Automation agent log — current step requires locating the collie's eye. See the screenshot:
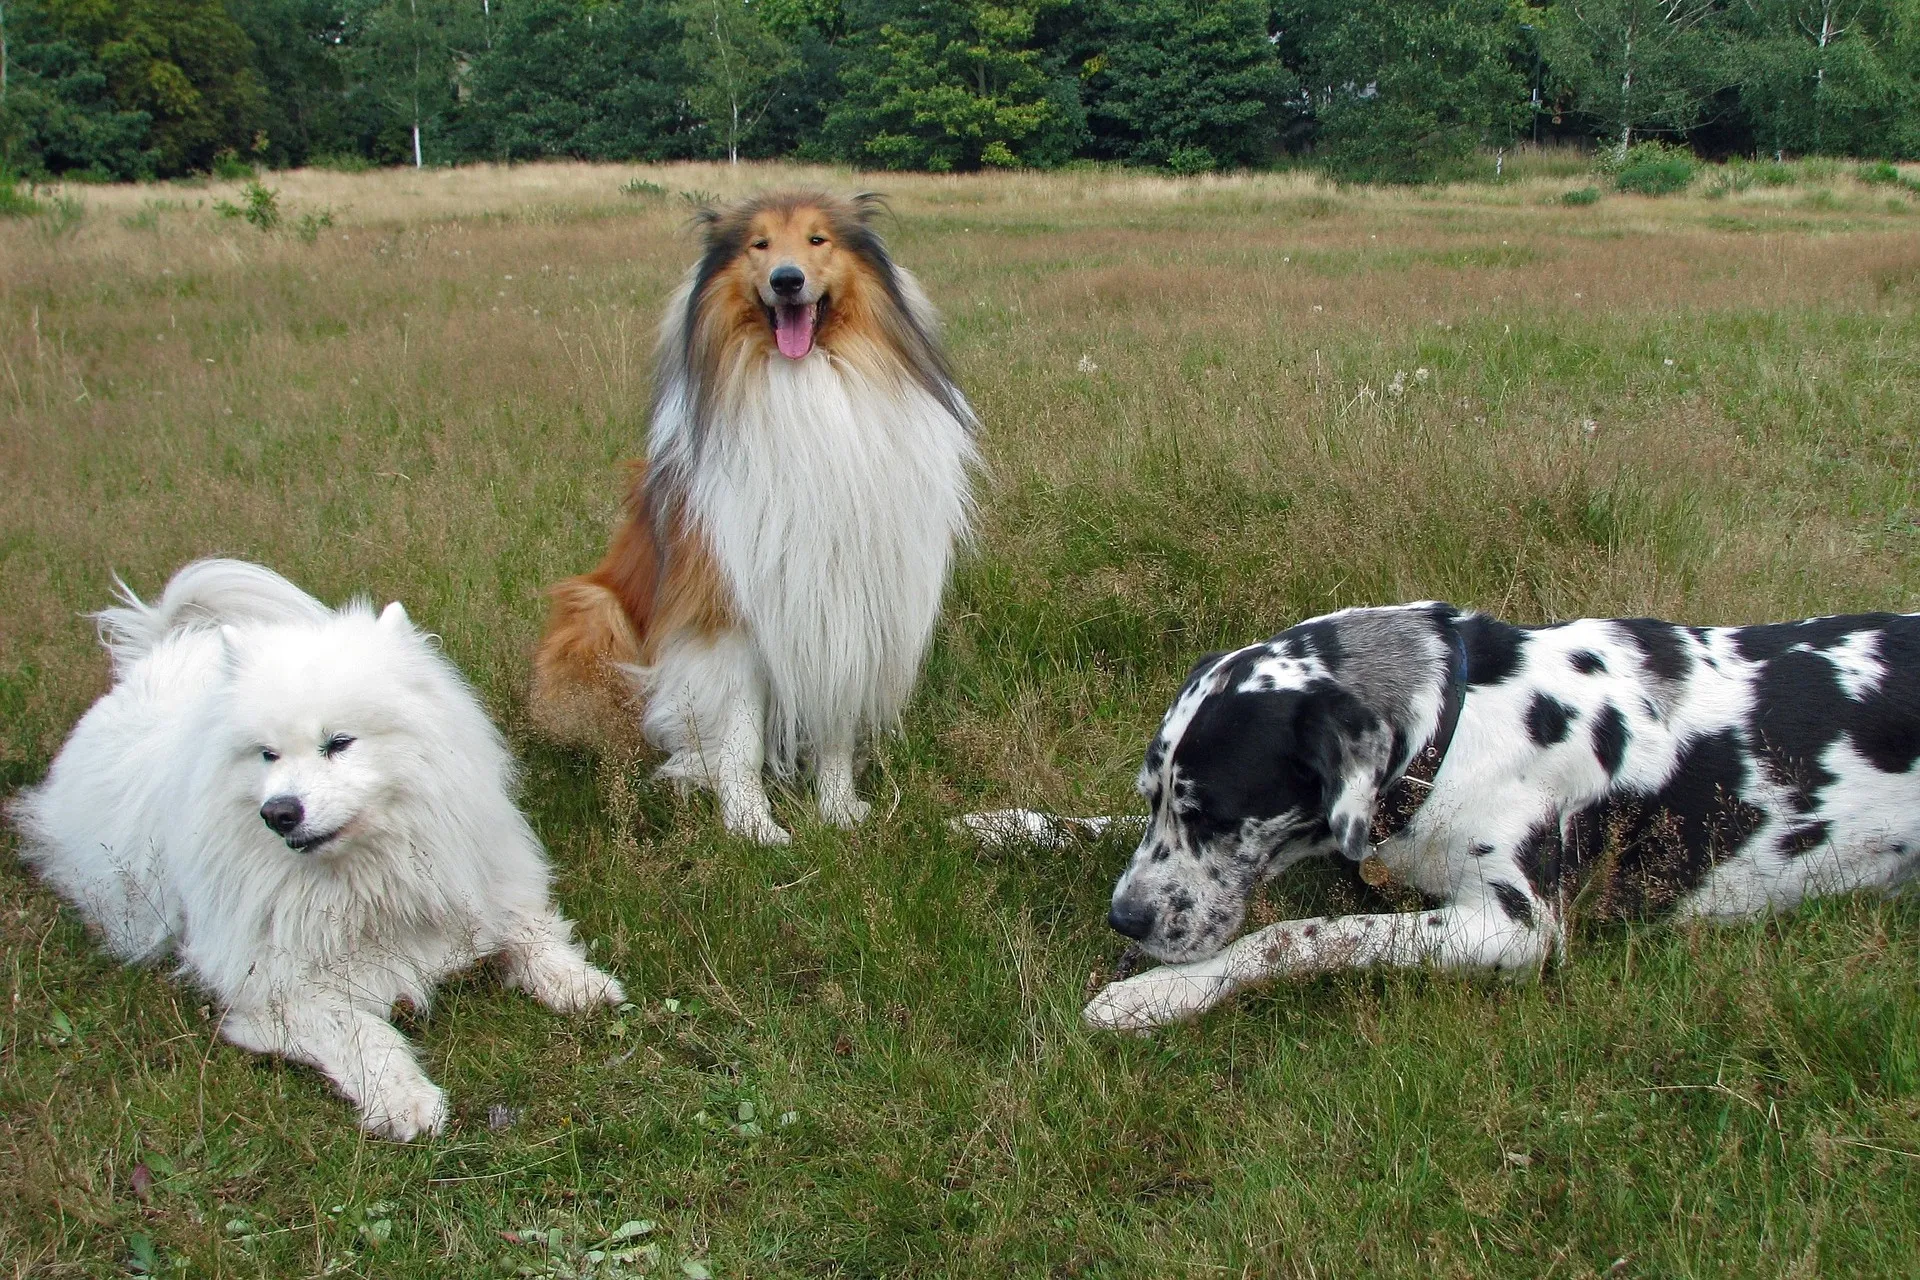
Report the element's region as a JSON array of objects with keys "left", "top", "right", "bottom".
[
  {"left": 752, "top": 238, "right": 769, "bottom": 250},
  {"left": 323, "top": 734, "right": 356, "bottom": 757},
  {"left": 261, "top": 749, "right": 280, "bottom": 763},
  {"left": 809, "top": 235, "right": 827, "bottom": 246}
]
